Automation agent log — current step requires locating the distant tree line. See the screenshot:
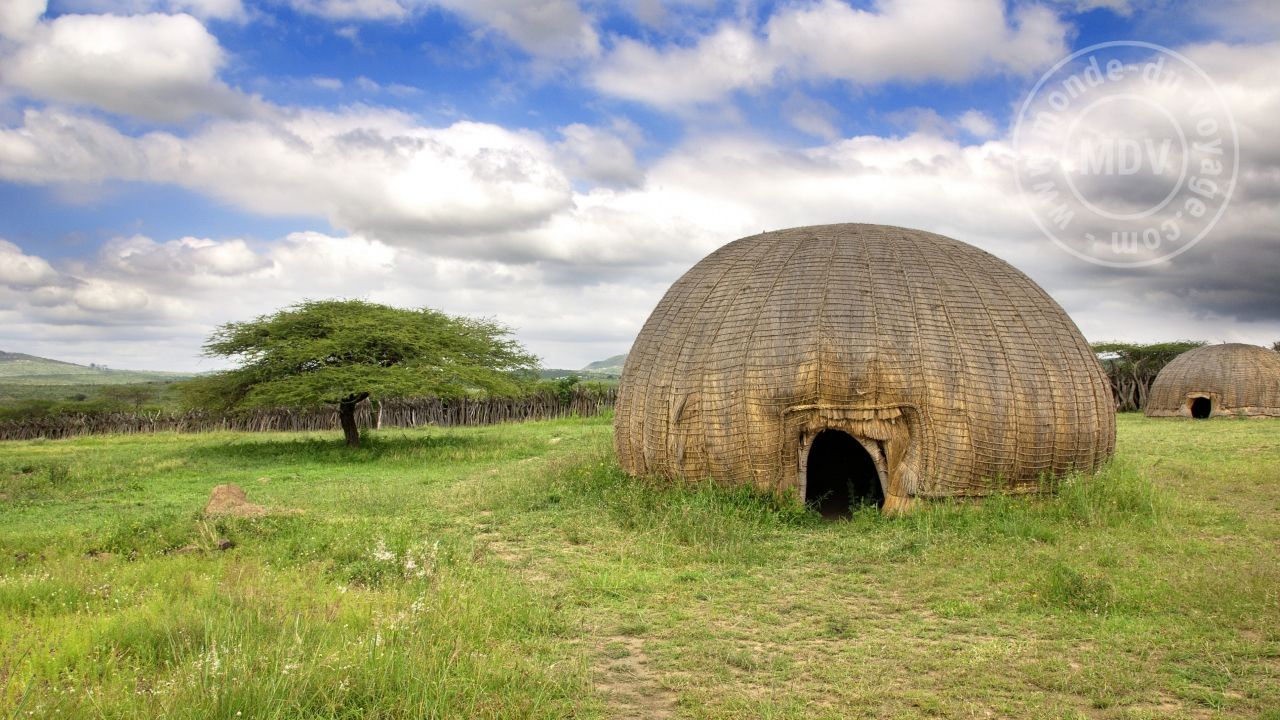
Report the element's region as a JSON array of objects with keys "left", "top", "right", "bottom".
[{"left": 0, "top": 382, "right": 179, "bottom": 422}]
